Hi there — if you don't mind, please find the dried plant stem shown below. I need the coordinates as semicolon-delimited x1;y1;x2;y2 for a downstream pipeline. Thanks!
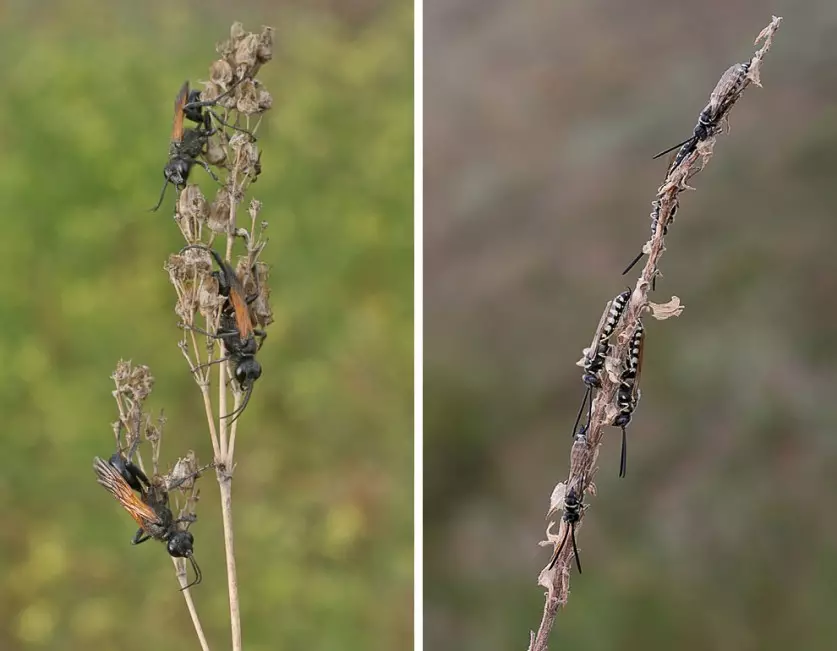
528;16;782;651
173;557;212;651
199;384;222;460
218;474;242;651
210;226;240;650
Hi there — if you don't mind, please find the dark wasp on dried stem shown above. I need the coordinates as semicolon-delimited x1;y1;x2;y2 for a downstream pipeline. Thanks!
621;197;680;279
151;78;257;213
572;289;631;437
547;474;588;573
612;319;645;478
652;61;752;175
179;243;266;423
93;455;206;590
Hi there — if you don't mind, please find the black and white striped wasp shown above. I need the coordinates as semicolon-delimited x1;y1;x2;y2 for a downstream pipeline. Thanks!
621;197;680;279
612;320;645;478
547;475;588;573
572;289;631;435
653;61;751;176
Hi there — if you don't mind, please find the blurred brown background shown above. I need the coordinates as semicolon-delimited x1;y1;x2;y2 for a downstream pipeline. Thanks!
425;1;837;649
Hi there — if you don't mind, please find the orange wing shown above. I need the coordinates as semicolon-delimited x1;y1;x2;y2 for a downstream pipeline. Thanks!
228;282;254;339
93;457;160;531
171;81;190;143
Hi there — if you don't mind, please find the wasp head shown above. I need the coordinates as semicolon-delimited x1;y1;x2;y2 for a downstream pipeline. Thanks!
164;158;191;188
235;357;262;386
167;530;195;558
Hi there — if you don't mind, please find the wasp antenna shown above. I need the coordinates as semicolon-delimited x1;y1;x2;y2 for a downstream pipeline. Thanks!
571;386;591;438
652;136;693;160
570;525;582;574
548;526;570;571
180;555;202;591
222;384;253;424
619;426;627;479
622;250;645;275
150;178;170;212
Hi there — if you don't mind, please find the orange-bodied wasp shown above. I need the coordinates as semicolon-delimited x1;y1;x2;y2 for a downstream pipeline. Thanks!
93;456;202;590
181;244;266;423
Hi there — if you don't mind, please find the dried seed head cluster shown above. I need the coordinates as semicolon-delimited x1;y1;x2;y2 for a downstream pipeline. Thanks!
530;17;782;651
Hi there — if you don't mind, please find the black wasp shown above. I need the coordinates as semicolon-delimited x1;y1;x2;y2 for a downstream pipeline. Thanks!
612;320;645;478
621;197;680;281
547;476;587;573
653;62;751;176
181;244;266;423
572;289;631;436
151;81;221;212
93;456;202;590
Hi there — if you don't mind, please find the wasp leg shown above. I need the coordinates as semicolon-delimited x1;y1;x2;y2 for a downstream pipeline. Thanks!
179;323;240;340
207;109;256;139
132;529;151;545
570;524;582;574
196;159;222;184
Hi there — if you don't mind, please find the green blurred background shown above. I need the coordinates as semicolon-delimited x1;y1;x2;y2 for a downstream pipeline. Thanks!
0;1;412;649
426;1;837;650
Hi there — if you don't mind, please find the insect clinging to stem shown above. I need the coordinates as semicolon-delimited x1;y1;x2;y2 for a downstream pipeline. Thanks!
547;476;587;573
652;61;752;176
93;456;203;590
150;81;221;213
612;320;645;478
572;289;631;436
179;244;267;423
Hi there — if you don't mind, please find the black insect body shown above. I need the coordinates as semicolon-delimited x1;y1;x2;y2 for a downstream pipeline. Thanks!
572;289;632;436
151;81;221;212
612;321;645;478
621;198;680;280
547;478;587;573
181;244;266;423
653;62;752;176
93;456;202;590
109;451;151;493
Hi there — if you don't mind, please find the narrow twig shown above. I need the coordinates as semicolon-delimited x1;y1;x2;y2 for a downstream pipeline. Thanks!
173;556;212;651
528;16;782;651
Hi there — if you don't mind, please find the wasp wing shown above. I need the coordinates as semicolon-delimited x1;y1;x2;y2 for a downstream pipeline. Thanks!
171;81;190;144
93;457;160;532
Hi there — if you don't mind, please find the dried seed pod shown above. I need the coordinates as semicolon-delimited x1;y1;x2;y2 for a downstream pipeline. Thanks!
234;33;260;71
167;451;200;492
204;139;227;166
209;59;234;89
176;185;209;237
235;79;260;115
257;88;273;112
257;26;275;63
208;187;233;234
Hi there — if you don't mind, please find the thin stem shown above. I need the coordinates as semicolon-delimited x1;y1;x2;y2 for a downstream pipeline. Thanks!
227;391;242;464
218;472;242;651
172;557;212;651
199;383;222;461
